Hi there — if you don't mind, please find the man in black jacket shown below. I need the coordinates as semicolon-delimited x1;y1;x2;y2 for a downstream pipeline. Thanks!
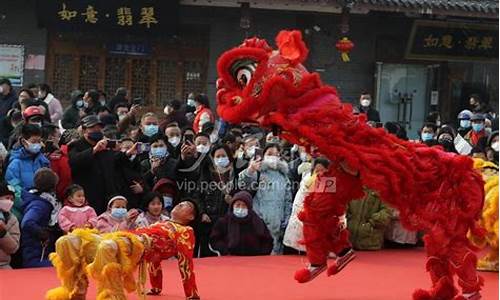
68;115;120;214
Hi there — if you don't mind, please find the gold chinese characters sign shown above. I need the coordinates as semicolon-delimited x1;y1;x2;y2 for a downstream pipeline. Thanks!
37;1;178;33
405;20;498;62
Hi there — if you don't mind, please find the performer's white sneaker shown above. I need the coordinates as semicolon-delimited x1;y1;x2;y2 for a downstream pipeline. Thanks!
327;248;356;276
294;263;327;283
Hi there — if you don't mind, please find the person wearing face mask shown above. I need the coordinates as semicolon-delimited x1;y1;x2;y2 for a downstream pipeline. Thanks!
7;106;46;150
62;89;85;130
357;92;380;122
288;146;311;197
5;124;49;220
138;112;160;142
82;89;101;117
160;99;189;132
436;126;458;153
95;195;139;233
69;115;121;214
464;113;487;148
38;84;63;125
192;94;214;134
486;131;499;165
164;122;182;159
0;182;20;269
152;178;178;215
238;143;293;254
20;168;61;267
235;135;260;175
184;92;197;122
42;124;72;201
210;191;273;256
419;122;438;146
113;138;148;209
195;144;237;257
141;135;178;190
457;109;473;137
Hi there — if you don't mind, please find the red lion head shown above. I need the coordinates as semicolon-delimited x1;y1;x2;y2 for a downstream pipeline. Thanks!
216;30;325;125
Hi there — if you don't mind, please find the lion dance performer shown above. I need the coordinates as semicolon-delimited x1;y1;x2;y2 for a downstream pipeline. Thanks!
46;200;200;300
215;30;485;299
470;159;499;272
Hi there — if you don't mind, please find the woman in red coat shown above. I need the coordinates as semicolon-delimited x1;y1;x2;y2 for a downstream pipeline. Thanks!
192;94;214;133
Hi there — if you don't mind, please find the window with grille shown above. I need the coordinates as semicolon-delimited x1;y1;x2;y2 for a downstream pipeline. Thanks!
156;60;178;105
104;56;127;99
131;59;151;105
79;56;99;92
52;54;75;100
182;60;206;99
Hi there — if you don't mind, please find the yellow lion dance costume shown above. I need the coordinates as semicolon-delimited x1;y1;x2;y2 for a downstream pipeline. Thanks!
471;159;499;272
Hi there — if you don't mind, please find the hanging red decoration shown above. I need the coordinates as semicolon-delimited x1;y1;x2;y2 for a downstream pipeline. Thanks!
335;37;354;62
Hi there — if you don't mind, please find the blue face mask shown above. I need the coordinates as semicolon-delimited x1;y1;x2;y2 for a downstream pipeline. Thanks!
472;123;484;132
111;208;127;219
421;132;434;142
460;120;471;128
214;156;230;168
150;147;167;158
26;142;42;154
233;207;248;218
163;196;173;208
187;99;196;107
143;124;159;137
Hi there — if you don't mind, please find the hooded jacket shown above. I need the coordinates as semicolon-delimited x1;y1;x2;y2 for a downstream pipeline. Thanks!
210;191;273;255
5;147;50;220
20;190;59;267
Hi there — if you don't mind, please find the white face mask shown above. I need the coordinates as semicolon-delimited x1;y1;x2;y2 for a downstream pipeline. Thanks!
263;155;279;169
360;99;371;107
299;152;308;162
197;144;210;154
168;136;181;147
492;141;499;152
164;106;173;115
0;199;13;212
245;146;256;158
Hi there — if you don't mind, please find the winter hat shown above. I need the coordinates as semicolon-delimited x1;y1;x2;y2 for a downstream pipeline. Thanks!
107;195;127;209
230;191;253;210
152;178;177;196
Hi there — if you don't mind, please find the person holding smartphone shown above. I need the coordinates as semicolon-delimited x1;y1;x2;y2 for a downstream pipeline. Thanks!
68;115;122;214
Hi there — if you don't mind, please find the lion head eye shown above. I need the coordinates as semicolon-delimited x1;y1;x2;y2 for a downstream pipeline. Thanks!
231;59;257;89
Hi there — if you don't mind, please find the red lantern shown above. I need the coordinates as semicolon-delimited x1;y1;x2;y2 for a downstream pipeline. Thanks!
335;37;355;62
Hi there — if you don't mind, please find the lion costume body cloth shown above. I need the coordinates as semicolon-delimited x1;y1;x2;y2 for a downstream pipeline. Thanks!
216;30;486;300
45;221;199;300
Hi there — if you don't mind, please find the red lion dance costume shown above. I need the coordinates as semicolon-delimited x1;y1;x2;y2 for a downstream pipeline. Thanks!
216;30;485;300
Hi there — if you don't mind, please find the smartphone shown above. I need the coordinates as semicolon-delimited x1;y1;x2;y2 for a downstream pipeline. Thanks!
137;142;151;154
183;134;194;144
254;148;263;160
107;140;117;149
132;97;143;105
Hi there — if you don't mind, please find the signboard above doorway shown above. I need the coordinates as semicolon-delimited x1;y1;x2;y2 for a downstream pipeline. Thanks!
36;0;179;35
405;20;498;62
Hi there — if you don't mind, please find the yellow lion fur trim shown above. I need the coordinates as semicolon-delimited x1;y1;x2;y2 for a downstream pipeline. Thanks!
86;231;145;300
46;229;101;300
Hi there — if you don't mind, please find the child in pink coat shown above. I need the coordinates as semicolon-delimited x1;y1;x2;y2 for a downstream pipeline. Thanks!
95;195;139;233
58;184;97;233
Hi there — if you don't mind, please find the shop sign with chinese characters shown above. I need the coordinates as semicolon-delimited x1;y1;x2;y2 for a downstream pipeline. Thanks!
36;0;178;34
406;20;498;61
